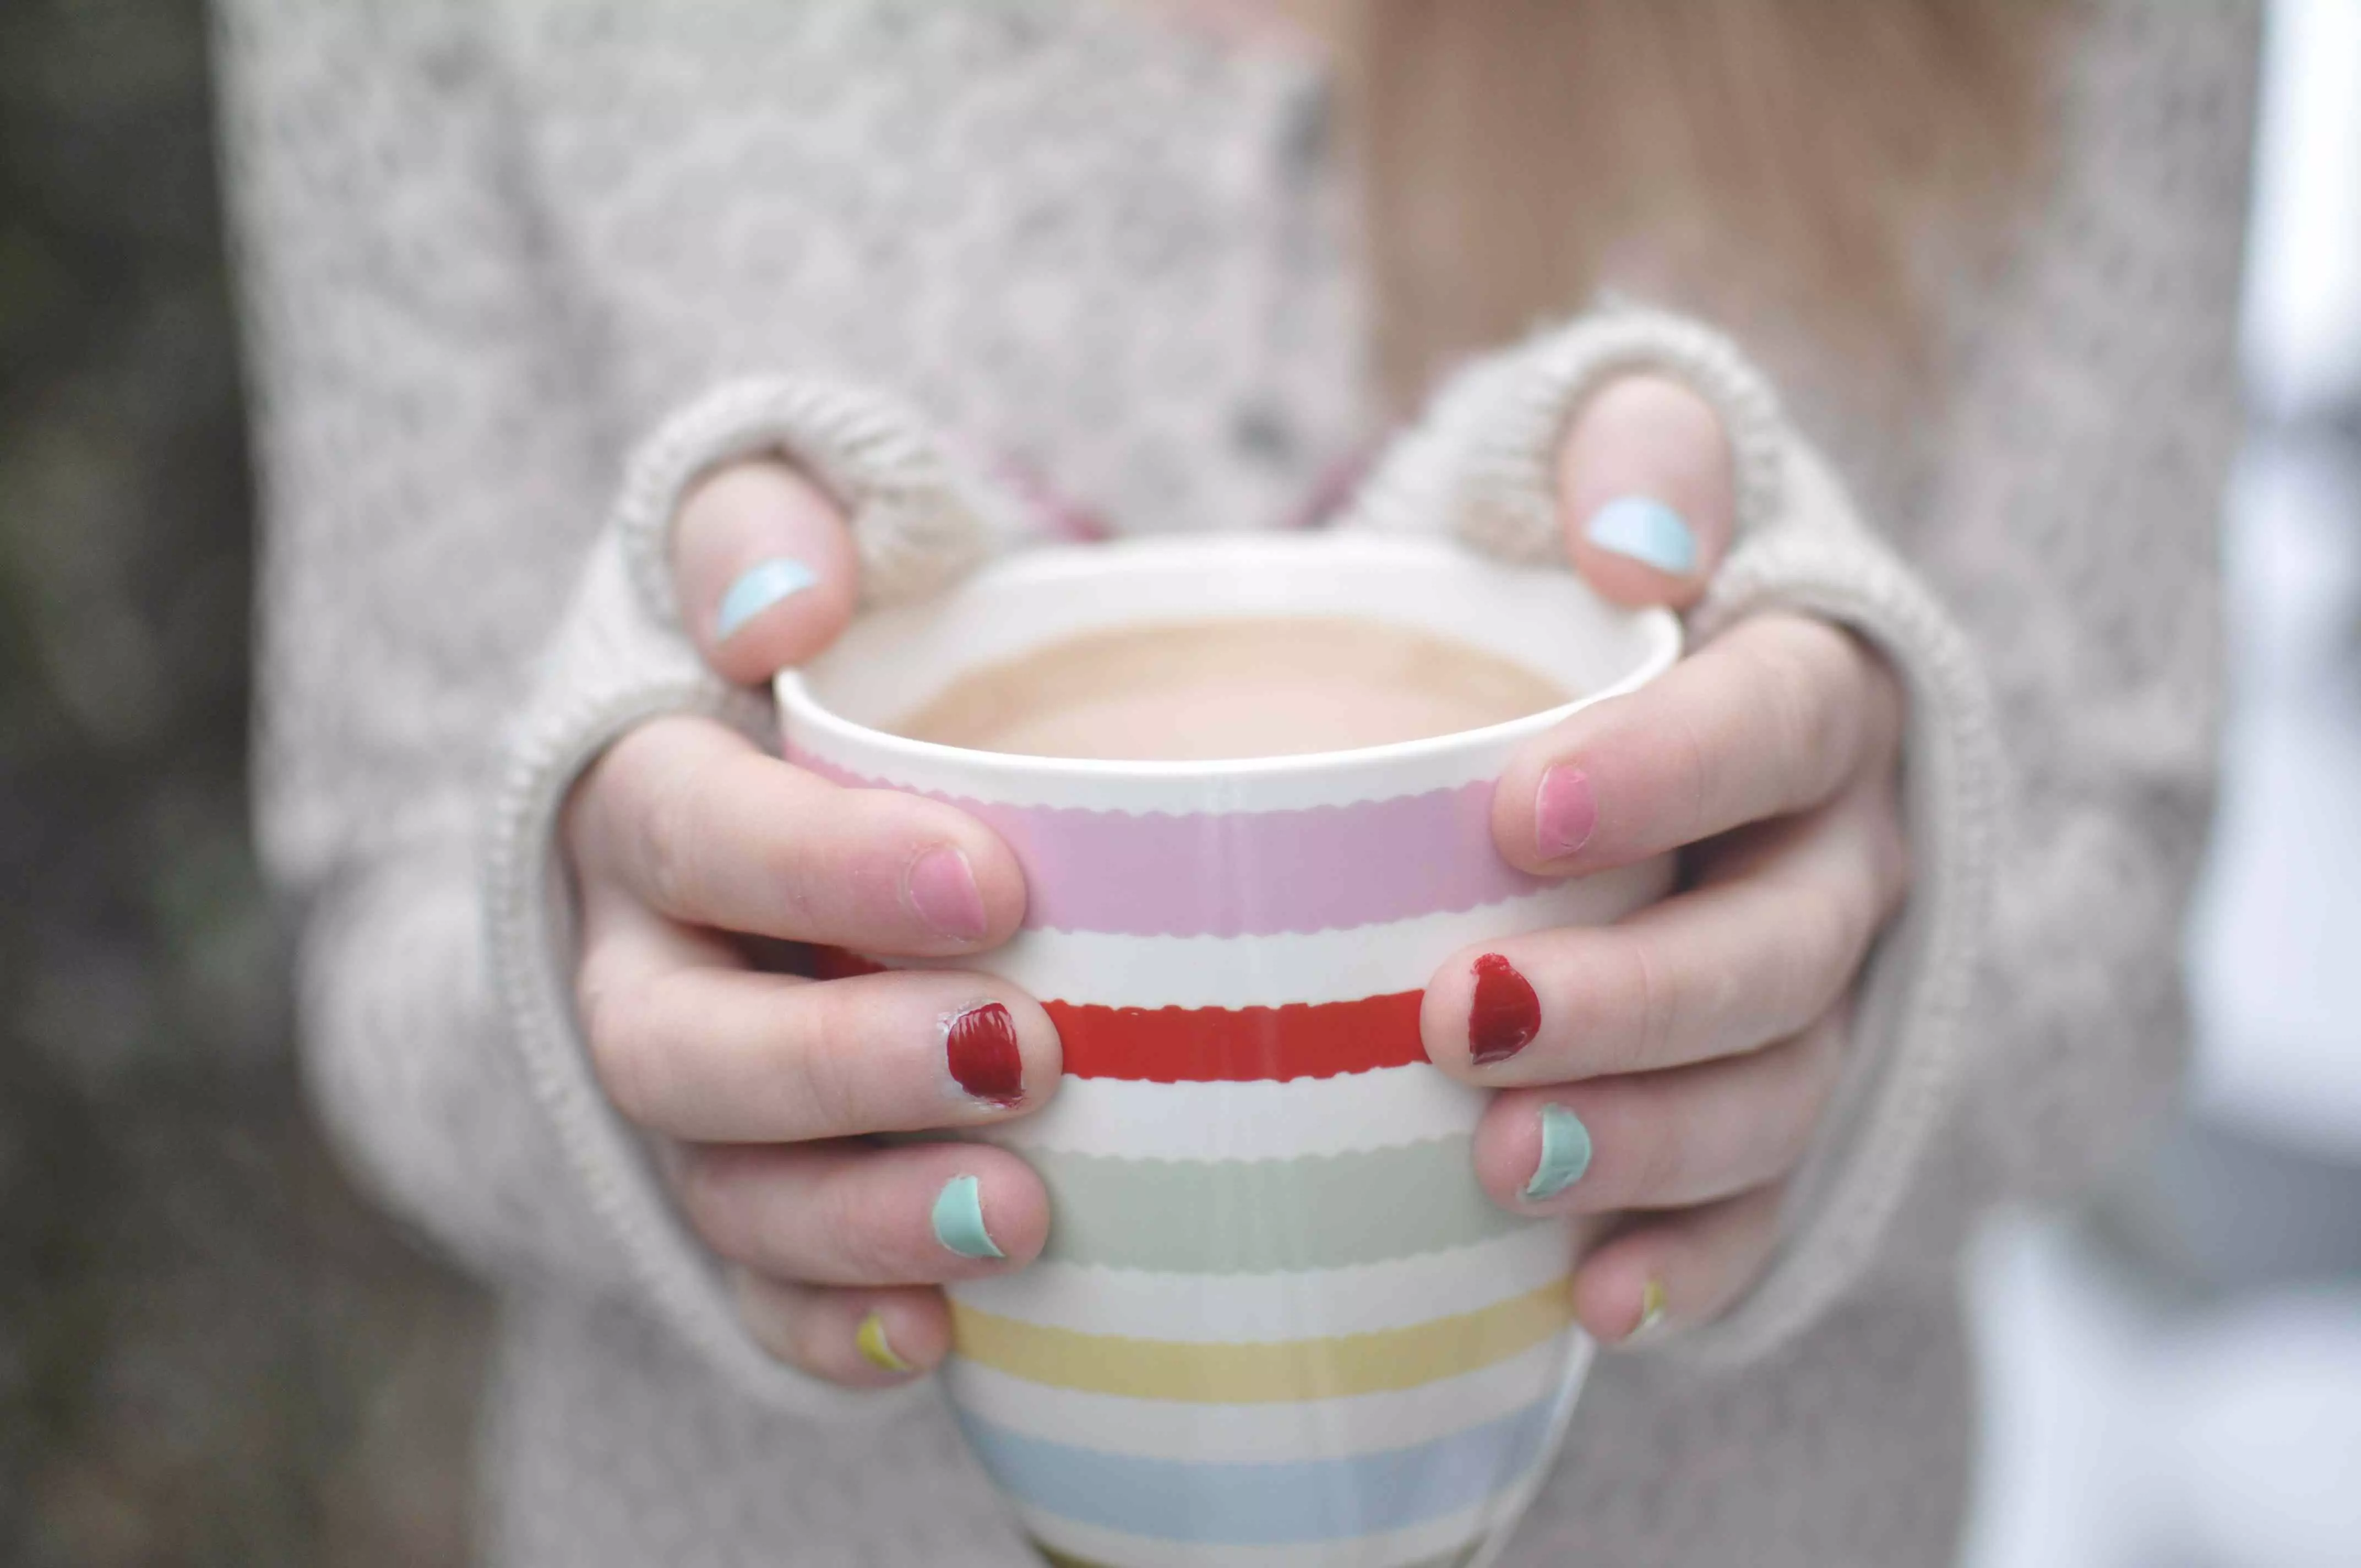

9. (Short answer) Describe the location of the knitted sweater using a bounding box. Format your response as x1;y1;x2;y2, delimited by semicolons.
216;2;2255;1562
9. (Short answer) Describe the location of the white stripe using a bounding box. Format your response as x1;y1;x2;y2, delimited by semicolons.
945;1335;1582;1466
975;1065;1487;1161
948;1227;1573;1341
877;861;1670;1009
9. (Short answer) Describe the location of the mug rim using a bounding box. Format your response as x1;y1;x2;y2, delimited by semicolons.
774;534;1682;783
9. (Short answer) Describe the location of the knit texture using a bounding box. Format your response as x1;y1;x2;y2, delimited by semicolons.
217;2;2256;1563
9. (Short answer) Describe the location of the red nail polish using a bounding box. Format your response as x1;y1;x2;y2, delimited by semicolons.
946;1002;1023;1104
1468;954;1541;1065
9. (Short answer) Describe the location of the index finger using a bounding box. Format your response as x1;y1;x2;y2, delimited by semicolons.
1494;613;1901;876
572;715;1026;955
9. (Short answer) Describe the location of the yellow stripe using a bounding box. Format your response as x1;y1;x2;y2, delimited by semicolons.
951;1280;1571;1403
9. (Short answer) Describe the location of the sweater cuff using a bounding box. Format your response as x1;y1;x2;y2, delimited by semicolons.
1340;301;1788;560
1671;437;2001;1369
612;375;1039;629
1339;306;2001;1368
485;379;1030;1421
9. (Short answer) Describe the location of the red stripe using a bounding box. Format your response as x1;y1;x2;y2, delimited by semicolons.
812;948;1429;1083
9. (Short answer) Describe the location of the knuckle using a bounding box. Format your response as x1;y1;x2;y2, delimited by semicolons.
809;1167;902;1282
1758;624;1860;808
637;756;704;917
1598;935;1673;1076
672;1146;753;1256
777;985;869;1137
1625;1089;1692;1202
1867;797;1913;917
578;976;665;1125
1780;876;1871;1024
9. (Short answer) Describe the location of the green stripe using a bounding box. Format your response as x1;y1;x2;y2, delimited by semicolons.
1026;1136;1533;1273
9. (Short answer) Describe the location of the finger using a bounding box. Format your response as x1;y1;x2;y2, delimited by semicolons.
1428;774;1905;1080
1468;1011;1845;1216
571;715;1025;954
673;458;860;686
1559;374;1734;610
578;906;1061;1142
1493;612;1904;876
730;1275;950;1387
1570;1182;1787;1346
673;1137;1048;1287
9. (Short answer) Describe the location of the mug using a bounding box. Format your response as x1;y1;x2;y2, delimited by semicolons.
779;533;1679;1568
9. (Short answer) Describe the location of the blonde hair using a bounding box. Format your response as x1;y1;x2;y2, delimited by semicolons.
1293;0;2070;409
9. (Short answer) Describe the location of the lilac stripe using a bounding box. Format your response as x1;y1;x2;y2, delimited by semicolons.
788;749;1549;938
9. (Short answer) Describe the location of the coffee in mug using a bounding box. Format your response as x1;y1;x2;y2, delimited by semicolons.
891;615;1573;761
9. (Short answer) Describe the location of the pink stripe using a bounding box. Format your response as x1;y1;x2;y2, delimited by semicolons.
788;748;1548;937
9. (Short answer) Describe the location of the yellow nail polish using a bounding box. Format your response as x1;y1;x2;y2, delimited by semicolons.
856;1310;913;1374
1631;1278;1668;1341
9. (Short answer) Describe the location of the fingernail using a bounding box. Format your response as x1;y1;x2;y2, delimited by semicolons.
1469;953;1542;1066
1626;1278;1669;1342
907;845;987;942
946;1002;1023;1106
1535;764;1597;858
1585;496;1699;576
855;1310;915;1374
714;556;819;642
1523;1103;1594;1200
931;1174;1004;1259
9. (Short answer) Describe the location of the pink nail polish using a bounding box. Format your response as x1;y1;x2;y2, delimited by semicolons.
907;846;987;941
1535;765;1597;858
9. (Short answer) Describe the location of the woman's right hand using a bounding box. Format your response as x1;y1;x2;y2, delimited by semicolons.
561;459;1060;1388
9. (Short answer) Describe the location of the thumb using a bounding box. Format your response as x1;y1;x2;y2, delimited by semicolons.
672;458;861;686
1557;374;1735;611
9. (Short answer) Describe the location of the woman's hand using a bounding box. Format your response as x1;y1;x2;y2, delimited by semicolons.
562;460;1059;1388
1425;377;1911;1347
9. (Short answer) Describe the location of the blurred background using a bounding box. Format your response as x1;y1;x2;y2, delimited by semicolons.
0;2;485;1564
0;2;2353;1565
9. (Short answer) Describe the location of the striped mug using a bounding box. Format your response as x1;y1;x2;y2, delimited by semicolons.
779;534;1678;1568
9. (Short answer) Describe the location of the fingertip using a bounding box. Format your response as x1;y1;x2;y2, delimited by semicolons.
674;459;859;684
1558;374;1734;610
928;1150;1051;1270
895;808;1029;953
1570;1240;1666;1347
735;1275;950;1386
846;1289;952;1379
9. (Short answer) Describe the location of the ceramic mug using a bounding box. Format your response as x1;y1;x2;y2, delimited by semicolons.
779;533;1679;1568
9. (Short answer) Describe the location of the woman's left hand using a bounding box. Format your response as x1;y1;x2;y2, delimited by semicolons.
1423;375;1910;1347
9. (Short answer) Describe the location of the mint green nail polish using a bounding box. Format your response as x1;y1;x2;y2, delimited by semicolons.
1585;496;1699;576
1524;1103;1593;1200
714;557;818;642
931;1174;1004;1259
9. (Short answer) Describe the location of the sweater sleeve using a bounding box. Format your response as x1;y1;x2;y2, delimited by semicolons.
1876;2;2256;1271
220;0;629;1293
220;0;1026;1418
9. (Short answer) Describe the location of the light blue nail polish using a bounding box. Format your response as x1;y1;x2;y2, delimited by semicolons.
1585;496;1699;576
931;1174;1004;1259
713;557;819;642
1524;1103;1594;1200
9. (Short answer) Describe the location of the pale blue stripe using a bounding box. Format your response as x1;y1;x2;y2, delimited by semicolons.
953;1396;1555;1545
